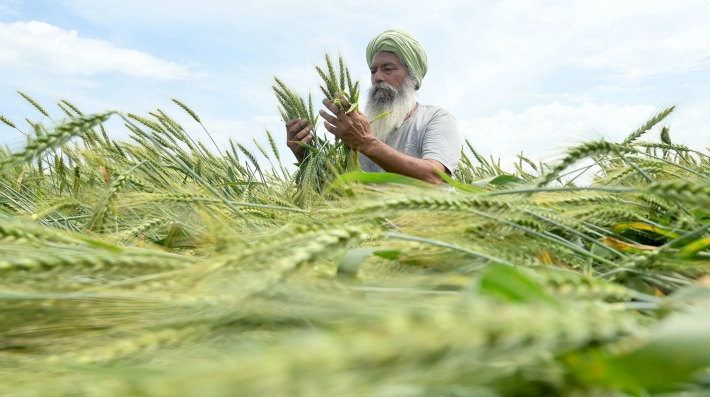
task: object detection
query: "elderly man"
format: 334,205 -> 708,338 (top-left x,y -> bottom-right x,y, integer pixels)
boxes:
286,29 -> 461,185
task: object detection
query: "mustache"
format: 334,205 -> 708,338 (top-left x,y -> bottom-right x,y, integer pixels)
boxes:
372,82 -> 396,92
369,82 -> 397,101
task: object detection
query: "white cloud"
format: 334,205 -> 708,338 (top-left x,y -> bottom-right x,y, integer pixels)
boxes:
460,101 -> 661,164
421,0 -> 710,113
52,1 -> 710,113
0,21 -> 189,78
578,27 -> 710,79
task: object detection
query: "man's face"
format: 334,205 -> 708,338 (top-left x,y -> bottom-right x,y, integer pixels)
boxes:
370,51 -> 409,93
365,51 -> 418,140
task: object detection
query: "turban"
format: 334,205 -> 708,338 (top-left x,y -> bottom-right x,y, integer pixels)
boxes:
366,29 -> 428,89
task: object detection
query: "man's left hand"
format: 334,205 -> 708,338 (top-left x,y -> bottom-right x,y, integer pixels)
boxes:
319,93 -> 378,152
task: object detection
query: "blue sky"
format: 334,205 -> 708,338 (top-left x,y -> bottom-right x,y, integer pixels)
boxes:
1,0 -> 709,170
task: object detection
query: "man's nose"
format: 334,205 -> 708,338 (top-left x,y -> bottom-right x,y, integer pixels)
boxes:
372,68 -> 386,83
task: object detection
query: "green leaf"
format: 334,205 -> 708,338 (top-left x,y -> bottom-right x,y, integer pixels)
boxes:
227,166 -> 237,182
372,250 -> 401,260
337,248 -> 401,278
436,169 -> 484,193
327,171 -> 433,192
478,265 -> 551,303
368,111 -> 391,124
678,235 -> 710,258
613,222 -> 681,239
691,208 -> 710,220
590,242 -> 616,258
295,141 -> 321,154
471,174 -> 527,189
162,210 -> 192,249
566,307 -> 710,393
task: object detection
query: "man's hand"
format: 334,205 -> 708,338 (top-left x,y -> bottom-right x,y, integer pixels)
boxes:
285,118 -> 313,163
319,93 -> 449,185
319,93 -> 378,153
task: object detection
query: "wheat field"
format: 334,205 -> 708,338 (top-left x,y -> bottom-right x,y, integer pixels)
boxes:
1,55 -> 709,396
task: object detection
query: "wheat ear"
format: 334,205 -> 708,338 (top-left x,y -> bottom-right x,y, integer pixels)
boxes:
0,112 -> 113,174
622,106 -> 675,145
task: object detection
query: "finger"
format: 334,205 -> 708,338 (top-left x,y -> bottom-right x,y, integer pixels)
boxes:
318,108 -> 341,126
325,98 -> 341,114
285,118 -> 304,128
289,118 -> 308,130
287,119 -> 309,137
322,99 -> 346,119
323,120 -> 341,138
294,126 -> 312,141
334,92 -> 351,108
302,133 -> 313,145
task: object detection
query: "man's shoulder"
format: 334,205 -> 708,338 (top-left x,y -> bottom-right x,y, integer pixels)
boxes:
415,104 -> 455,120
412,104 -> 457,125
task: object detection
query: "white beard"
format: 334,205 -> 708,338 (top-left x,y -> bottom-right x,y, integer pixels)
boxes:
364,76 -> 418,142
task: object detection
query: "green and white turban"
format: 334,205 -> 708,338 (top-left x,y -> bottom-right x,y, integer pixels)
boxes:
366,29 -> 428,89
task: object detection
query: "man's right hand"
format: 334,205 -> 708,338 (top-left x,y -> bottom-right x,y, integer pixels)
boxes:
285,118 -> 313,163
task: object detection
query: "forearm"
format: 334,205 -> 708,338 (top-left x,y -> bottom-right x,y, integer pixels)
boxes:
360,140 -> 446,185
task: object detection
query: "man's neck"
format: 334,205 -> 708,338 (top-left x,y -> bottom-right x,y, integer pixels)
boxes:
406,103 -> 418,120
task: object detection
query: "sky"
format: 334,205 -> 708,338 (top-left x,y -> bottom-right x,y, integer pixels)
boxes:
1,0 -> 709,172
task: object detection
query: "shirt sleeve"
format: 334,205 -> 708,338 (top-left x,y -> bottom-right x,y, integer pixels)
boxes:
421,108 -> 462,174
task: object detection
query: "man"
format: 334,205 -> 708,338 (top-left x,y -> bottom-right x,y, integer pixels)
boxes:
285,29 -> 461,185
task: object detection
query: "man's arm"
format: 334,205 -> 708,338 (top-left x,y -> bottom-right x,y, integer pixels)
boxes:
358,140 -> 448,184
319,95 -> 448,185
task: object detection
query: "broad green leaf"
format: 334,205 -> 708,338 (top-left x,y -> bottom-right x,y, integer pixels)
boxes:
327,171 -> 433,191
590,242 -> 616,258
436,169 -> 484,193
372,250 -> 401,260
478,265 -> 551,303
691,208 -> 710,220
471,174 -> 526,189
162,210 -> 192,249
337,248 -> 401,278
227,166 -> 237,182
566,307 -> 710,393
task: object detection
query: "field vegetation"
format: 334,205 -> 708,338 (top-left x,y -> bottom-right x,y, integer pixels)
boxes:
1,55 -> 710,396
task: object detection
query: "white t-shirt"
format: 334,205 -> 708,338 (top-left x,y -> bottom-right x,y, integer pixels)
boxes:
359,103 -> 462,174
